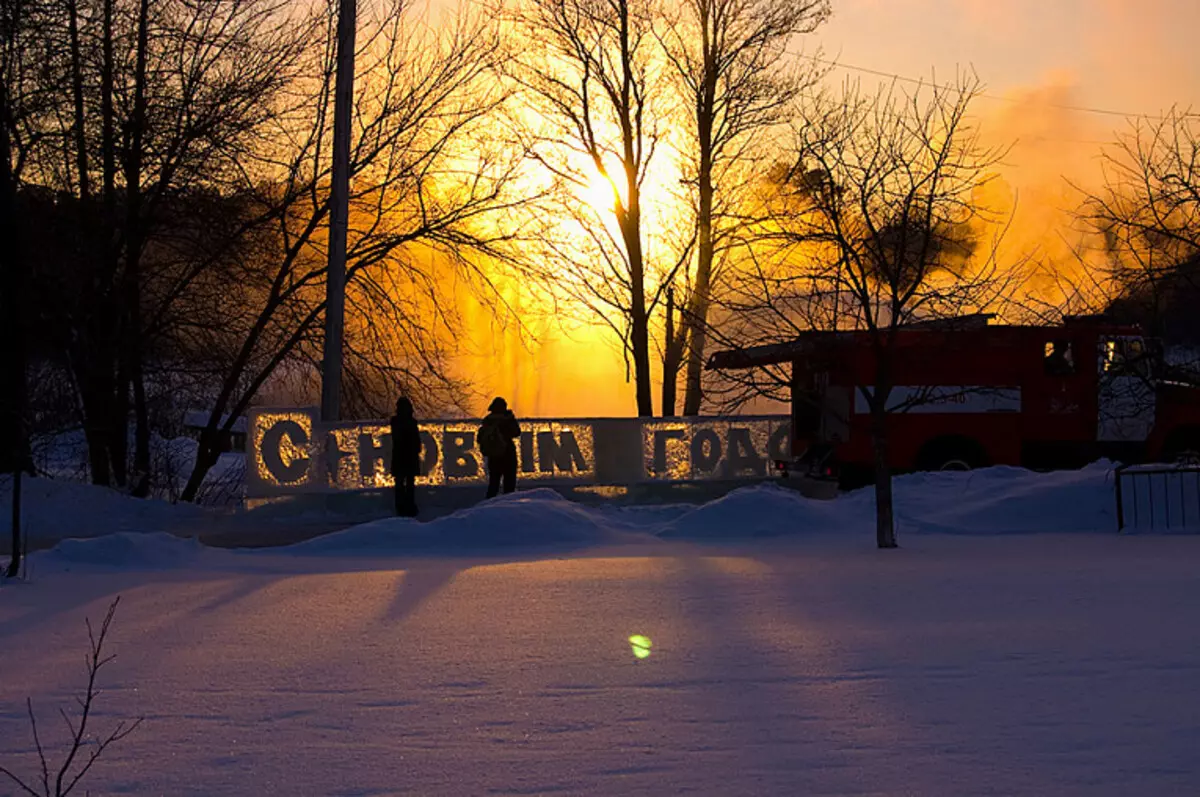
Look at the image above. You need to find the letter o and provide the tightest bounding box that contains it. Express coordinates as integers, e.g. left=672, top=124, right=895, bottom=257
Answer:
left=690, top=428, right=722, bottom=473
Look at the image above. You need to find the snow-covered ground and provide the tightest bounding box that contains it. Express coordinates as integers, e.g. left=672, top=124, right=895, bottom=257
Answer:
left=2, top=465, right=1200, bottom=795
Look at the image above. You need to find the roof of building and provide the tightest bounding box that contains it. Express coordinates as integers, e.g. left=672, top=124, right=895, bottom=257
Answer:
left=183, top=410, right=248, bottom=434
left=705, top=314, right=1142, bottom=371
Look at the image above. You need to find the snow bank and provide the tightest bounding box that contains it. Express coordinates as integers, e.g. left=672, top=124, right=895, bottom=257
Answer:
left=42, top=532, right=214, bottom=569
left=873, top=461, right=1117, bottom=535
left=287, top=488, right=636, bottom=555
left=657, top=463, right=1121, bottom=540
left=11, top=462, right=1149, bottom=568
left=657, top=483, right=855, bottom=539
left=0, top=476, right=212, bottom=548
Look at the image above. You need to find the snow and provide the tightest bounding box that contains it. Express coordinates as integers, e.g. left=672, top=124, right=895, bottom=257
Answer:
left=0, top=475, right=215, bottom=551
left=860, top=460, right=1121, bottom=535
left=3, top=463, right=1200, bottom=795
left=43, top=532, right=227, bottom=570
left=289, top=489, right=645, bottom=556
left=27, top=430, right=246, bottom=505
left=0, top=459, right=1180, bottom=562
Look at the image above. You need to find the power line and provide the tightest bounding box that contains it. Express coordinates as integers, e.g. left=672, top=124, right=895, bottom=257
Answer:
left=809, top=56, right=1198, bottom=122
left=795, top=86, right=1113, bottom=146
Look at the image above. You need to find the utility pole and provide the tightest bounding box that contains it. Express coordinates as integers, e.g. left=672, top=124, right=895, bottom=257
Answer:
left=321, top=0, right=356, bottom=423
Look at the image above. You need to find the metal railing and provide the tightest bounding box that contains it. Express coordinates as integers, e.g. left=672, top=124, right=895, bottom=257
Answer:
left=1115, top=463, right=1200, bottom=532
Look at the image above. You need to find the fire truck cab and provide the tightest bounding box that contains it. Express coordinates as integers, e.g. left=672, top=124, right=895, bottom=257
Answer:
left=707, top=314, right=1200, bottom=485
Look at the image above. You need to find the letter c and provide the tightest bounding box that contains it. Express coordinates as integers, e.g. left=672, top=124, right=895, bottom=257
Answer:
left=260, top=420, right=311, bottom=484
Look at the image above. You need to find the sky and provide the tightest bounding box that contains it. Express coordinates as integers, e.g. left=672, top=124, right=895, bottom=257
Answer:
left=464, top=0, right=1200, bottom=419
left=820, top=0, right=1198, bottom=118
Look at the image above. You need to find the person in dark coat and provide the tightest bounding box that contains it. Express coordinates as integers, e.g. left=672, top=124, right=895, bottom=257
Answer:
left=390, top=396, right=422, bottom=517
left=478, top=397, right=521, bottom=498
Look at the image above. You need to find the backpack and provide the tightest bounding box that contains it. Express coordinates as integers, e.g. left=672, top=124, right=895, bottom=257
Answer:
left=478, top=419, right=506, bottom=458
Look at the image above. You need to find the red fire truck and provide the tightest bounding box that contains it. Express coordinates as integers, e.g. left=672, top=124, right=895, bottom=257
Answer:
left=707, top=314, right=1200, bottom=485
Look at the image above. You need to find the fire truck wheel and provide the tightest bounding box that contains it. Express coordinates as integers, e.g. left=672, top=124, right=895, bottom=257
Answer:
left=916, top=436, right=988, bottom=473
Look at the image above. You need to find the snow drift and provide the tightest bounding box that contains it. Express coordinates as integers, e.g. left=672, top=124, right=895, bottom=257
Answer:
left=1, top=475, right=212, bottom=549
left=657, top=483, right=857, bottom=539
left=44, top=531, right=217, bottom=569
left=848, top=461, right=1119, bottom=536
left=8, top=461, right=1177, bottom=569
left=287, top=488, right=635, bottom=555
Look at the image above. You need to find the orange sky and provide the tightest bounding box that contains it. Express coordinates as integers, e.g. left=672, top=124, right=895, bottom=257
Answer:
left=821, top=0, right=1197, bottom=116
left=461, top=0, right=1200, bottom=418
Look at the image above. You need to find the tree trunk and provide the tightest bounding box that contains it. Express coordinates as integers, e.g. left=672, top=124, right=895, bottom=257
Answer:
left=79, top=369, right=114, bottom=485
left=624, top=189, right=653, bottom=416
left=180, top=286, right=330, bottom=501
left=131, top=367, right=150, bottom=496
left=661, top=287, right=684, bottom=416
left=126, top=0, right=152, bottom=497
left=680, top=173, right=715, bottom=415
left=681, top=289, right=711, bottom=415
left=870, top=406, right=898, bottom=548
left=110, top=357, right=129, bottom=487
left=2, top=56, right=28, bottom=575
left=629, top=251, right=653, bottom=416
left=66, top=0, right=90, bottom=202
left=73, top=0, right=125, bottom=487
left=680, top=5, right=718, bottom=417
left=181, top=426, right=223, bottom=502
left=0, top=63, right=21, bottom=477
left=612, top=0, right=652, bottom=418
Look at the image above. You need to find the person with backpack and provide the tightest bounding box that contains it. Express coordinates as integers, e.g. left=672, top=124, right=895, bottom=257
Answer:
left=390, top=396, right=422, bottom=517
left=478, top=397, right=521, bottom=498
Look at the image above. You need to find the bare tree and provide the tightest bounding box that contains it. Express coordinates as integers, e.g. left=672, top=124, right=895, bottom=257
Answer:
left=504, top=0, right=672, bottom=417
left=0, top=0, right=36, bottom=573
left=1077, top=108, right=1200, bottom=343
left=178, top=0, right=524, bottom=499
left=657, top=0, right=828, bottom=416
left=0, top=597, right=143, bottom=797
left=16, top=0, right=312, bottom=489
left=724, top=76, right=1010, bottom=548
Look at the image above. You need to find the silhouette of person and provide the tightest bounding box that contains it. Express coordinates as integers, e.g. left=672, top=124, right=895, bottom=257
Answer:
left=390, top=396, right=421, bottom=517
left=479, top=397, right=521, bottom=498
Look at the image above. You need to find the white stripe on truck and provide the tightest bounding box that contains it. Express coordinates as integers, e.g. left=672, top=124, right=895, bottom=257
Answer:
left=853, top=386, right=1022, bottom=414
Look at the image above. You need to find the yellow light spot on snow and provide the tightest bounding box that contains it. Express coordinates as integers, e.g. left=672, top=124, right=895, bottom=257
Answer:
left=629, top=634, right=652, bottom=659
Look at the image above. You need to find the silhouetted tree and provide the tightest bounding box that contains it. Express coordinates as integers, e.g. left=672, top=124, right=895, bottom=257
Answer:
left=178, top=1, right=523, bottom=499
left=1079, top=108, right=1200, bottom=347
left=714, top=75, right=1010, bottom=548
left=17, top=0, right=312, bottom=488
left=658, top=0, right=829, bottom=416
left=505, top=0, right=668, bottom=417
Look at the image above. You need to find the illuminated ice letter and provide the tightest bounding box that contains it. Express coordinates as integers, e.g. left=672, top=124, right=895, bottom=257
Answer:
left=325, top=431, right=355, bottom=487
left=768, top=425, right=791, bottom=461
left=419, top=430, right=439, bottom=477
left=690, top=428, right=722, bottom=473
left=359, top=431, right=389, bottom=479
left=260, top=419, right=311, bottom=484
left=537, top=430, right=586, bottom=473
left=519, top=432, right=536, bottom=473
left=652, top=429, right=687, bottom=475
left=726, top=428, right=765, bottom=476
left=443, top=432, right=479, bottom=478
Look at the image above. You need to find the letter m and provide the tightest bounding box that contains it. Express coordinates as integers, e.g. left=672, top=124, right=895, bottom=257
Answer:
left=537, top=430, right=587, bottom=473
